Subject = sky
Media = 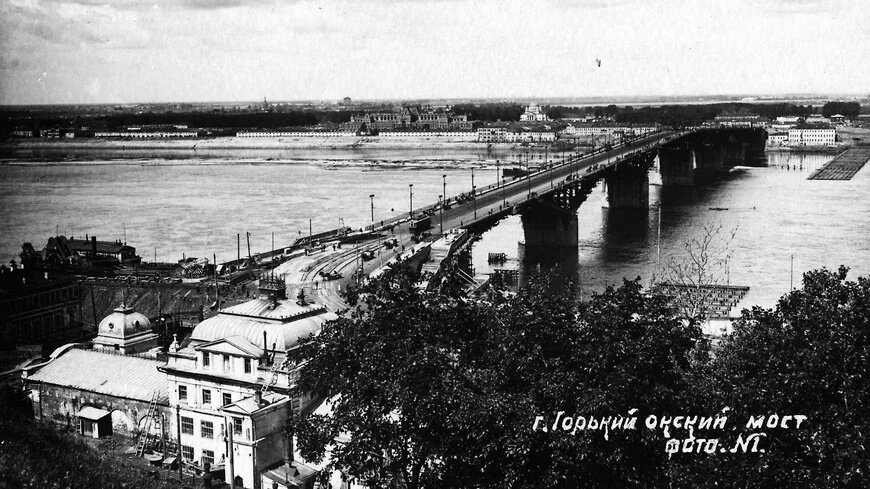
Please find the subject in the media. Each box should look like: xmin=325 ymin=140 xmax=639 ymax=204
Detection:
xmin=0 ymin=0 xmax=868 ymax=105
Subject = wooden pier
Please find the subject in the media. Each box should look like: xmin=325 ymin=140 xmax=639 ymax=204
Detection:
xmin=808 ymin=146 xmax=870 ymax=180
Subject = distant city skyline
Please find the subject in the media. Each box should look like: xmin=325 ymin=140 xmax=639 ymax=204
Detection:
xmin=1 ymin=0 xmax=868 ymax=105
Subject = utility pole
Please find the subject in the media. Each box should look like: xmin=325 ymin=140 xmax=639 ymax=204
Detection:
xmin=657 ymin=205 xmax=662 ymax=269
xmin=308 ymin=219 xmax=312 ymax=247
xmin=237 ymin=233 xmax=240 ymax=264
xmin=246 ymin=232 xmax=252 ymax=264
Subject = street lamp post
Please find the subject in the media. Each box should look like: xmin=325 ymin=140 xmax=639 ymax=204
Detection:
xmin=442 ymin=174 xmax=447 ymax=205
xmin=471 ymin=167 xmax=475 ymax=192
xmin=502 ymin=177 xmax=506 ymax=207
xmin=526 ymin=153 xmax=532 ymax=197
xmin=472 ymin=186 xmax=477 ymax=219
xmin=408 ymin=184 xmax=413 ymax=217
xmin=496 ymin=160 xmax=500 ymax=189
xmin=369 ymin=194 xmax=375 ymax=225
xmin=438 ymin=194 xmax=444 ymax=234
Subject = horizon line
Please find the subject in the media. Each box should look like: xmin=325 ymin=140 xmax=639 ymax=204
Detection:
xmin=2 ymin=92 xmax=868 ymax=109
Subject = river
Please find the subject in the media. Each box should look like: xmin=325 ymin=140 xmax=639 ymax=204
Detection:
xmin=1 ymin=147 xmax=868 ymax=309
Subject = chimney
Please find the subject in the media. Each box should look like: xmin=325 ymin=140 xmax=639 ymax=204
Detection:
xmin=91 ymin=236 xmax=97 ymax=257
xmin=255 ymin=390 xmax=263 ymax=407
xmin=262 ymin=331 xmax=268 ymax=359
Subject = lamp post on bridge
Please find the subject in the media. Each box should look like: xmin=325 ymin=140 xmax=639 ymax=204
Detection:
xmin=408 ymin=184 xmax=413 ymax=218
xmin=526 ymin=152 xmax=532 ymax=198
xmin=502 ymin=177 xmax=507 ymax=208
xmin=472 ymin=186 xmax=477 ymax=220
xmin=438 ymin=195 xmax=444 ymax=234
xmin=471 ymin=167 xmax=475 ymax=194
xmin=496 ymin=160 xmax=500 ymax=190
xmin=369 ymin=194 xmax=375 ymax=225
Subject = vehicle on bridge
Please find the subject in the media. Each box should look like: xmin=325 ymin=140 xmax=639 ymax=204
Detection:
xmin=409 ymin=216 xmax=432 ymax=233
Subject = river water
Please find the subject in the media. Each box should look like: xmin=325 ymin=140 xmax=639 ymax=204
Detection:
xmin=2 ymin=147 xmax=868 ymax=309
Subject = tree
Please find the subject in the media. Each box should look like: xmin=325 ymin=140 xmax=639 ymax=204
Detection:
xmin=655 ymin=223 xmax=737 ymax=322
xmin=821 ymin=101 xmax=861 ymax=119
xmin=677 ymin=266 xmax=870 ymax=489
xmin=288 ymin=267 xmax=703 ymax=489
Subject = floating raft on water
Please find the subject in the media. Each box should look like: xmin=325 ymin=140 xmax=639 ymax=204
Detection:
xmin=808 ymin=146 xmax=870 ymax=180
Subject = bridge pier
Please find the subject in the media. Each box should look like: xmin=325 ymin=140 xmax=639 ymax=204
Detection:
xmin=693 ymin=144 xmax=727 ymax=184
xmin=606 ymin=163 xmax=649 ymax=209
xmin=520 ymin=205 xmax=579 ymax=249
xmin=658 ymin=145 xmax=695 ymax=186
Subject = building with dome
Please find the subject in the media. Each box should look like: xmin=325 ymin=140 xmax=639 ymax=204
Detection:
xmin=159 ymin=276 xmax=337 ymax=488
xmin=92 ymin=303 xmax=159 ymax=355
xmin=520 ymin=102 xmax=549 ymax=122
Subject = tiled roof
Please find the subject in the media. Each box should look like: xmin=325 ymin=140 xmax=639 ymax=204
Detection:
xmin=28 ymin=347 xmax=168 ymax=404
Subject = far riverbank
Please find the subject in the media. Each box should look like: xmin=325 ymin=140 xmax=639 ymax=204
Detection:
xmin=0 ymin=135 xmax=521 ymax=151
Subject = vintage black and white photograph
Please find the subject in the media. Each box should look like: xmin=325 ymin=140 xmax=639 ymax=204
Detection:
xmin=1 ymin=1 xmax=869 ymax=488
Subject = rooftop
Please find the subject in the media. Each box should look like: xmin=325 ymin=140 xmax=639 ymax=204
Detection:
xmin=27 ymin=346 xmax=168 ymax=403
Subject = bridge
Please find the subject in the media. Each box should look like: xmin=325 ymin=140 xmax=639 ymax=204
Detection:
xmin=269 ymin=126 xmax=766 ymax=305
xmin=390 ymin=126 xmax=765 ymax=248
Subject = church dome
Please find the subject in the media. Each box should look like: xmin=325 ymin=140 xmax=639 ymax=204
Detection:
xmin=98 ymin=304 xmax=151 ymax=338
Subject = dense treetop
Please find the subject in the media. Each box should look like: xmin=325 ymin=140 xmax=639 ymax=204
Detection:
xmin=288 ymin=265 xmax=870 ymax=488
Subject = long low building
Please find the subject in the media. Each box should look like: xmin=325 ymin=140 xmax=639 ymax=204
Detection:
xmin=236 ymin=131 xmax=356 ymax=138
xmin=94 ymin=131 xmax=199 ymax=138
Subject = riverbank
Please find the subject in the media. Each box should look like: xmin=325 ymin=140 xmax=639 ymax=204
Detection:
xmin=1 ymin=135 xmax=505 ymax=151
xmin=764 ymin=145 xmax=844 ymax=154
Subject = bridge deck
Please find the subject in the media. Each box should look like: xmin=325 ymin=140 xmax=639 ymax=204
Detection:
xmin=808 ymin=146 xmax=870 ymax=180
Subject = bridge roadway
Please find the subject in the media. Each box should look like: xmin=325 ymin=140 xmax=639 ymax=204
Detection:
xmin=424 ymin=130 xmax=687 ymax=233
xmin=273 ymin=129 xmax=692 ymax=310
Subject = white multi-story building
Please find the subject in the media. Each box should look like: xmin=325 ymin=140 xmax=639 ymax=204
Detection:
xmin=477 ymin=127 xmax=508 ymax=142
xmin=160 ymin=277 xmax=336 ymax=488
xmin=562 ymin=123 xmax=659 ymax=138
xmin=766 ymin=132 xmax=789 ymax=146
xmin=787 ymin=124 xmax=836 ymax=146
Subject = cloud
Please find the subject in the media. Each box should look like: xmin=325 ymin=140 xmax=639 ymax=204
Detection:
xmin=47 ymin=0 xmax=251 ymax=11
xmin=760 ymin=0 xmax=843 ymax=14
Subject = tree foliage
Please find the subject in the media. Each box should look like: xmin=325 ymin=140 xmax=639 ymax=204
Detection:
xmin=289 ymin=268 xmax=703 ymax=489
xmin=821 ymin=101 xmax=861 ymax=119
xmin=678 ymin=266 xmax=870 ymax=489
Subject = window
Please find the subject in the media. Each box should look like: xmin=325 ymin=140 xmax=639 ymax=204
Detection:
xmin=244 ymin=358 xmax=252 ymax=374
xmin=201 ymin=420 xmax=214 ymax=439
xmin=201 ymin=449 xmax=215 ymax=467
xmin=178 ymin=385 xmax=187 ymax=402
xmin=222 ymin=393 xmax=232 ymax=406
xmin=202 ymin=389 xmax=211 ymax=405
xmin=223 ymin=354 xmax=230 ymax=371
xmin=181 ymin=416 xmax=193 ymax=435
xmin=232 ymin=417 xmax=243 ymax=436
xmin=181 ymin=445 xmax=194 ymax=461
xmin=202 ymin=353 xmax=210 ymax=367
